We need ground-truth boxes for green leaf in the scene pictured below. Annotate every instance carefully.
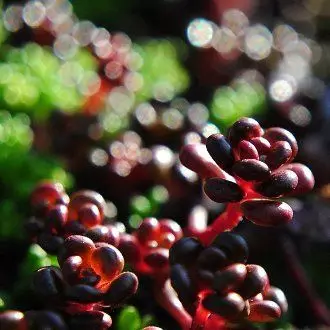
[117,306,141,330]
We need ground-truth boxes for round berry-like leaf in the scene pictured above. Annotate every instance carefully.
[240,199,293,226]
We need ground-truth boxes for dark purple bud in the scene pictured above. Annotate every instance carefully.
[240,199,293,226]
[170,264,196,307]
[25,218,44,238]
[202,293,245,318]
[197,269,215,284]
[263,127,298,160]
[64,220,86,236]
[232,159,270,181]
[228,118,263,145]
[204,178,245,203]
[197,247,227,271]
[264,141,292,170]
[281,163,314,195]
[169,237,203,266]
[86,225,120,246]
[65,285,103,303]
[237,264,268,299]
[103,272,138,306]
[206,134,235,170]
[38,233,64,255]
[46,204,68,234]
[25,311,67,330]
[255,170,298,197]
[211,233,249,264]
[32,267,64,298]
[213,263,247,294]
[62,256,83,284]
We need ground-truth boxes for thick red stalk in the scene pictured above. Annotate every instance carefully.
[196,181,262,246]
[204,313,227,330]
[153,277,192,330]
[190,294,210,330]
[197,203,242,246]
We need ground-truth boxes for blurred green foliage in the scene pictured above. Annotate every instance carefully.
[210,82,266,132]
[0,43,98,121]
[0,111,72,238]
[116,305,154,330]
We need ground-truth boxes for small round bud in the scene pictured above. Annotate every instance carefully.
[58,235,95,265]
[264,141,292,170]
[237,140,259,160]
[211,233,249,264]
[136,218,160,244]
[248,300,281,322]
[263,127,298,160]
[263,286,288,313]
[169,237,203,266]
[213,263,247,294]
[78,203,102,228]
[281,163,314,195]
[197,247,227,271]
[69,190,106,220]
[228,118,263,145]
[237,264,268,299]
[91,245,124,281]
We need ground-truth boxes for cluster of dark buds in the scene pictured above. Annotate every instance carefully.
[32,235,138,327]
[180,117,315,244]
[26,182,119,254]
[0,310,163,330]
[118,217,190,328]
[119,217,183,277]
[170,233,287,329]
[3,117,314,330]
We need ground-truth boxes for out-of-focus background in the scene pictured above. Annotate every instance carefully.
[1,0,330,329]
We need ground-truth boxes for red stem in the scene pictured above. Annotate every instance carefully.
[204,313,227,330]
[197,203,242,246]
[153,277,192,330]
[190,295,210,330]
